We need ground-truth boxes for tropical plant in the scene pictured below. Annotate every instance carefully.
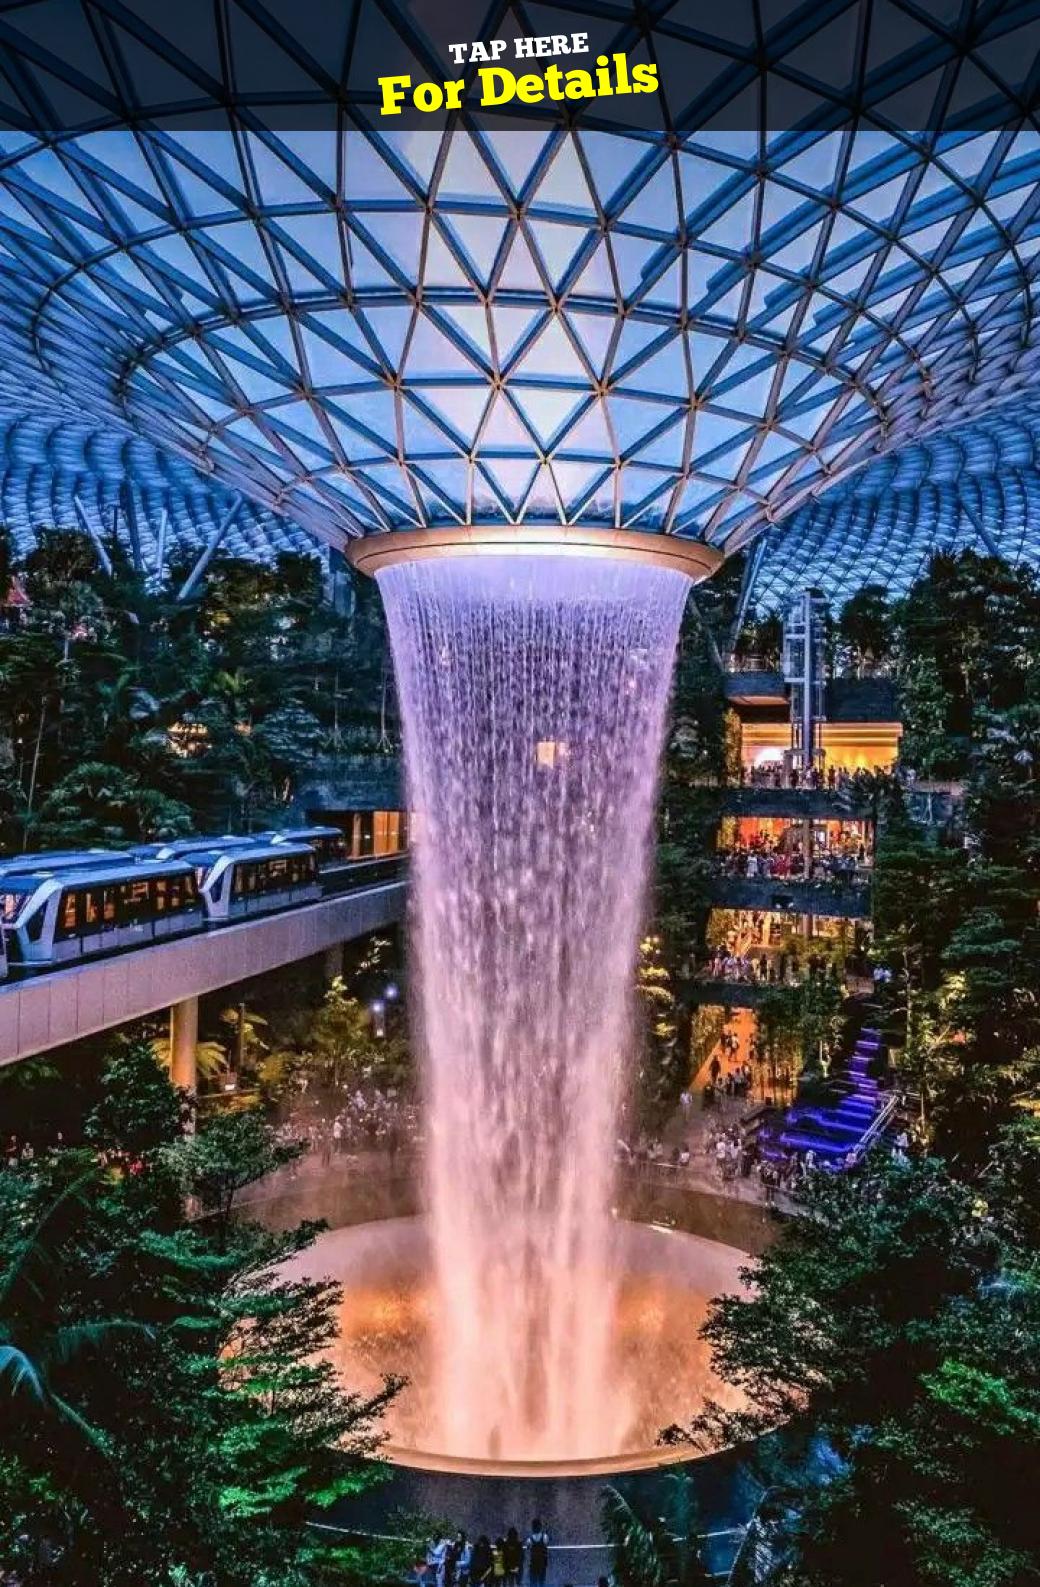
[0,1039,399,1585]
[602,1472,712,1587]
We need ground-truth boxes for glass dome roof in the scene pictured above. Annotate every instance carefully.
[752,394,1040,610]
[0,0,1036,591]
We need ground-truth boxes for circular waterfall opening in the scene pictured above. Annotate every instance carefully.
[284,1216,749,1477]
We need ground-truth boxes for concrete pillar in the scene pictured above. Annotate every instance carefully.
[169,996,199,1092]
[324,943,343,983]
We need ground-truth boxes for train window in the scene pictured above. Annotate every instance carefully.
[102,886,119,926]
[232,862,253,899]
[0,888,28,923]
[185,872,199,903]
[58,890,78,937]
[153,877,167,914]
[125,879,151,921]
[82,889,102,928]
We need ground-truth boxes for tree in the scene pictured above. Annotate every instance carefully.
[0,523,13,599]
[0,1041,399,1586]
[171,1106,302,1249]
[756,986,803,1100]
[33,760,194,845]
[797,976,844,1079]
[837,584,893,675]
[0,1159,147,1452]
[899,654,956,776]
[872,784,966,989]
[0,532,391,845]
[635,933,682,1127]
[673,1144,1040,1587]
[305,975,409,1092]
[602,1472,712,1587]
[84,1037,184,1155]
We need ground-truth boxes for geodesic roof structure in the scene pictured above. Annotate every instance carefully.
[0,0,1037,595]
[0,410,308,568]
[751,395,1040,611]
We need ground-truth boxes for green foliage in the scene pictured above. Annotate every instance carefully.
[304,975,411,1093]
[899,653,955,776]
[84,1037,185,1155]
[635,934,682,1127]
[872,784,967,986]
[894,549,1040,772]
[171,1107,303,1248]
[836,583,893,674]
[0,530,392,846]
[602,1473,711,1587]
[796,976,844,1077]
[35,760,195,846]
[656,599,731,960]
[0,1040,396,1586]
[677,1139,1040,1587]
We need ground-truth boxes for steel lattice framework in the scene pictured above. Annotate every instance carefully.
[0,0,1037,598]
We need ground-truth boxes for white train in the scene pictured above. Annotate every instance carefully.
[0,826,393,977]
[1,858,204,970]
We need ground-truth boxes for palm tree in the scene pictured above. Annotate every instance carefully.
[601,1471,713,1587]
[0,1165,148,1450]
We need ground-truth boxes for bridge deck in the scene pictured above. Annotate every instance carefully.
[0,878,406,1065]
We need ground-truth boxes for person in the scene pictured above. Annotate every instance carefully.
[709,1053,722,1085]
[490,1538,507,1587]
[332,1116,344,1155]
[426,1537,448,1587]
[436,1534,455,1587]
[527,1520,550,1587]
[503,1528,523,1587]
[470,1537,493,1587]
[455,1533,473,1587]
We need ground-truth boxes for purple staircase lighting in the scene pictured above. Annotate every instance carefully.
[759,1026,889,1167]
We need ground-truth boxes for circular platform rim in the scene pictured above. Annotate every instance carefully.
[345,525,722,582]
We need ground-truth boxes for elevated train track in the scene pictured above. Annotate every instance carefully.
[0,848,407,1066]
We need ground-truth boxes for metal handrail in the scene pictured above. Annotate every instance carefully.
[853,1088,899,1157]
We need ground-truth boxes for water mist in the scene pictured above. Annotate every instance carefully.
[377,551,690,1462]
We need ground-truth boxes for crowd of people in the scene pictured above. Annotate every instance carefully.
[3,1132,60,1170]
[423,1523,554,1587]
[740,761,886,794]
[700,944,848,986]
[714,839,870,884]
[267,1084,420,1179]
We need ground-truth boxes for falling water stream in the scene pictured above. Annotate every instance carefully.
[377,553,690,1462]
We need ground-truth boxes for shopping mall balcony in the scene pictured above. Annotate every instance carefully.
[704,872,871,919]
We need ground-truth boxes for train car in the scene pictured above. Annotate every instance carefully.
[130,835,258,863]
[195,843,320,922]
[1,859,204,969]
[259,826,348,868]
[0,848,133,877]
